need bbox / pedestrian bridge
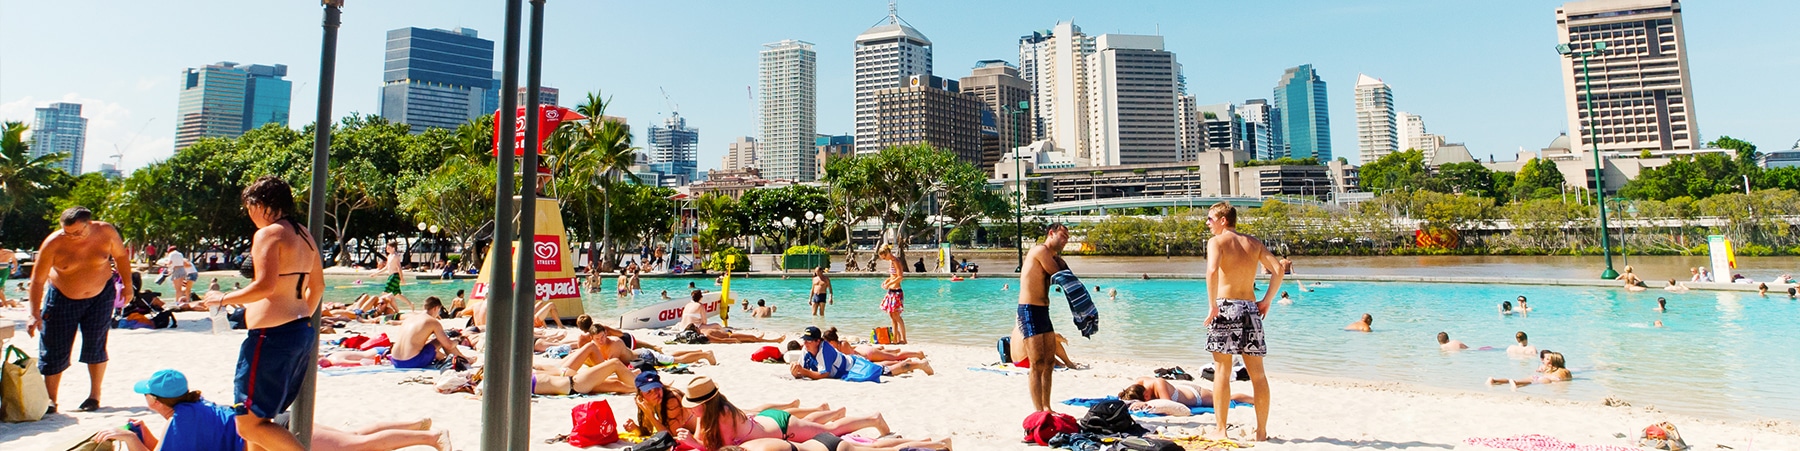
[1029,195,1335,215]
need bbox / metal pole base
[1601,268,1619,280]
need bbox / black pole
[480,0,523,448]
[506,1,547,450]
[293,2,341,447]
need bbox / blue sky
[3,0,1796,174]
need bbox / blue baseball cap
[635,371,664,393]
[133,369,188,399]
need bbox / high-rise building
[1397,111,1425,151]
[379,27,496,133]
[871,75,983,166]
[816,135,854,177]
[1273,64,1331,161]
[648,113,700,185]
[1236,100,1278,160]
[98,164,123,180]
[1556,0,1698,151]
[31,102,86,174]
[1018,22,1095,162]
[959,60,1033,174]
[1177,95,1202,160]
[723,136,759,171]
[1194,103,1243,152]
[176,62,291,150]
[1354,74,1398,164]
[516,86,559,107]
[760,40,818,181]
[1085,34,1181,166]
[853,5,932,154]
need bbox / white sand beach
[2,307,1796,451]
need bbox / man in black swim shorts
[1016,223,1069,412]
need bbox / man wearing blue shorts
[809,266,833,317]
[203,177,324,450]
[27,207,135,414]
[1016,223,1069,412]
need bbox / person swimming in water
[1277,292,1292,305]
[1499,300,1514,316]
[1487,351,1570,389]
[1345,314,1372,332]
[1507,331,1538,358]
[1437,332,1468,351]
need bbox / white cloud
[0,94,171,174]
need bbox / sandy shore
[1,307,1796,451]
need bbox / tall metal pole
[479,0,523,448]
[505,2,548,450]
[293,2,342,446]
[1580,53,1618,279]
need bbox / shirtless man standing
[202,177,325,450]
[1017,223,1070,412]
[810,267,833,317]
[1202,202,1279,441]
[27,207,134,413]
[878,247,907,344]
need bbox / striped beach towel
[1052,269,1099,338]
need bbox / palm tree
[0,121,69,231]
[566,92,638,271]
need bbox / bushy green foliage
[703,247,750,272]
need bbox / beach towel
[1464,435,1640,451]
[967,363,1071,376]
[1061,396,1252,417]
[1051,269,1100,338]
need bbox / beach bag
[1153,366,1194,381]
[750,346,782,363]
[671,329,709,345]
[1079,400,1149,436]
[151,310,177,329]
[567,400,620,447]
[628,432,676,451]
[872,327,899,345]
[1200,362,1249,382]
[1119,436,1183,451]
[1023,411,1080,446]
[1639,422,1688,451]
[2,345,51,422]
[996,336,1012,363]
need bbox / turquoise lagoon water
[12,274,1795,422]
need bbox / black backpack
[151,310,178,329]
[1078,400,1148,436]
[996,336,1012,363]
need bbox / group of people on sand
[23,178,449,449]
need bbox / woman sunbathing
[1119,377,1252,408]
[528,357,639,396]
[680,377,890,451]
[684,324,785,344]
[625,372,846,436]
[822,328,925,362]
[719,435,952,451]
[1487,351,1571,388]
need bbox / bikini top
[277,217,317,297]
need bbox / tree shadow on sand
[1271,436,1456,449]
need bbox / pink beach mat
[1465,434,1638,451]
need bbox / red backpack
[1023,411,1080,446]
[568,400,620,447]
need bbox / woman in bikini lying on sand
[625,371,850,436]
[1487,350,1571,388]
[678,377,896,451]
[821,327,925,362]
[1119,377,1253,410]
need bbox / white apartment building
[759,40,817,180]
[723,136,759,172]
[1177,95,1201,161]
[1018,22,1096,164]
[1556,0,1699,152]
[1354,74,1398,164]
[853,8,932,154]
[1084,34,1180,167]
[1236,100,1276,160]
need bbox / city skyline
[2,1,1795,175]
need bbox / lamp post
[1000,101,1029,272]
[293,2,344,446]
[1557,40,1618,279]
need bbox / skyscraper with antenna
[852,0,932,154]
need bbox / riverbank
[1,307,1795,450]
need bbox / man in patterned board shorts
[27,207,135,414]
[1202,201,1281,442]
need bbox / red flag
[492,105,588,156]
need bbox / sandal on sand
[79,399,100,412]
[544,433,569,444]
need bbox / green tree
[823,143,977,264]
[1429,162,1499,199]
[1511,157,1566,200]
[694,193,742,254]
[398,154,496,259]
[0,122,69,234]
[1356,149,1427,193]
[1620,153,1739,200]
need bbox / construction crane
[659,86,678,116]
[110,117,155,173]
